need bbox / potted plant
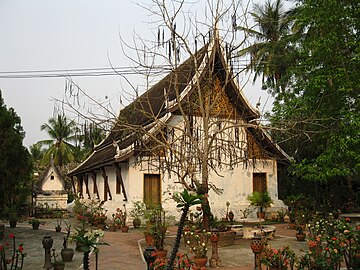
[183,226,211,267]
[108,214,117,232]
[28,218,44,230]
[130,201,146,229]
[295,225,306,241]
[144,205,174,258]
[247,191,273,219]
[92,211,107,230]
[7,205,19,228]
[119,205,129,232]
[277,208,286,223]
[261,245,295,269]
[51,249,65,270]
[61,221,74,262]
[228,210,234,224]
[71,228,108,270]
[55,211,63,232]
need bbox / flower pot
[228,211,234,222]
[97,224,106,230]
[52,262,65,270]
[61,248,74,262]
[121,226,129,233]
[156,249,167,259]
[296,233,306,241]
[32,223,40,230]
[194,256,207,268]
[9,220,17,228]
[257,212,266,219]
[144,232,155,246]
[108,225,116,232]
[76,241,85,252]
[55,226,62,232]
[250,238,264,253]
[133,218,141,229]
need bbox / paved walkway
[92,223,307,270]
[0,221,307,270]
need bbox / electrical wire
[0,59,250,79]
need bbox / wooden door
[253,173,267,193]
[143,174,161,208]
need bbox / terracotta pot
[156,249,167,259]
[210,233,219,242]
[194,256,207,268]
[144,232,155,246]
[250,238,264,253]
[108,225,116,232]
[257,212,266,219]
[61,248,74,262]
[121,226,129,233]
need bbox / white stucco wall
[78,115,285,220]
[42,171,64,191]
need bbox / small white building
[35,159,68,210]
[69,36,289,219]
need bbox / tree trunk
[83,250,90,270]
[166,204,189,270]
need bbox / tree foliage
[238,0,296,94]
[268,0,360,203]
[0,90,32,212]
[37,114,78,166]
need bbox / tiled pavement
[0,221,307,270]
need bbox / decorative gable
[41,168,64,192]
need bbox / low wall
[218,231,236,247]
[35,194,68,209]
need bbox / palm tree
[37,114,78,166]
[238,0,295,94]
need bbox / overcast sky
[0,0,273,147]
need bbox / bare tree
[65,0,289,229]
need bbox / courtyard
[1,221,308,270]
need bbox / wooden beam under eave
[79,174,84,199]
[100,167,112,201]
[114,163,128,202]
[71,176,77,196]
[91,171,100,199]
[84,174,91,199]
